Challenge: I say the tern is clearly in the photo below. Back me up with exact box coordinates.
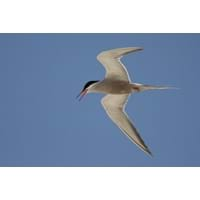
[77,47,170,156]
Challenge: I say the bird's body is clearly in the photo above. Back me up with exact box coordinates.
[88,79,133,94]
[77,47,170,156]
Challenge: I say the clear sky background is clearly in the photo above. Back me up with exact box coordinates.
[0,34,199,166]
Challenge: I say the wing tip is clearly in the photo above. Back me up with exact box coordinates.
[134,47,144,51]
[126,47,144,52]
[143,147,153,157]
[97,47,144,60]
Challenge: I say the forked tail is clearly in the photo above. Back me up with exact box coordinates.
[132,83,177,92]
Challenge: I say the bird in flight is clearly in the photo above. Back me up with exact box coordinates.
[77,47,170,156]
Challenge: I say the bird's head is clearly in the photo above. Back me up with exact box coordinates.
[76,80,99,101]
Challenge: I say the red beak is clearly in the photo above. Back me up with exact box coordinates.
[76,89,88,101]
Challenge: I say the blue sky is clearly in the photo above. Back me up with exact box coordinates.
[0,34,199,166]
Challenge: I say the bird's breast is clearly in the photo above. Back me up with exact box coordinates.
[94,80,132,94]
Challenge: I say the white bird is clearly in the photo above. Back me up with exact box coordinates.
[77,47,170,156]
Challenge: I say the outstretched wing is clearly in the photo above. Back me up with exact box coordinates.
[97,47,143,82]
[101,94,152,156]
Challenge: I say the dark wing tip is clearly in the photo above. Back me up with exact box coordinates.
[145,148,153,157]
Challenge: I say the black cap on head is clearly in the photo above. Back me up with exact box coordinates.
[76,80,99,101]
[83,80,99,90]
